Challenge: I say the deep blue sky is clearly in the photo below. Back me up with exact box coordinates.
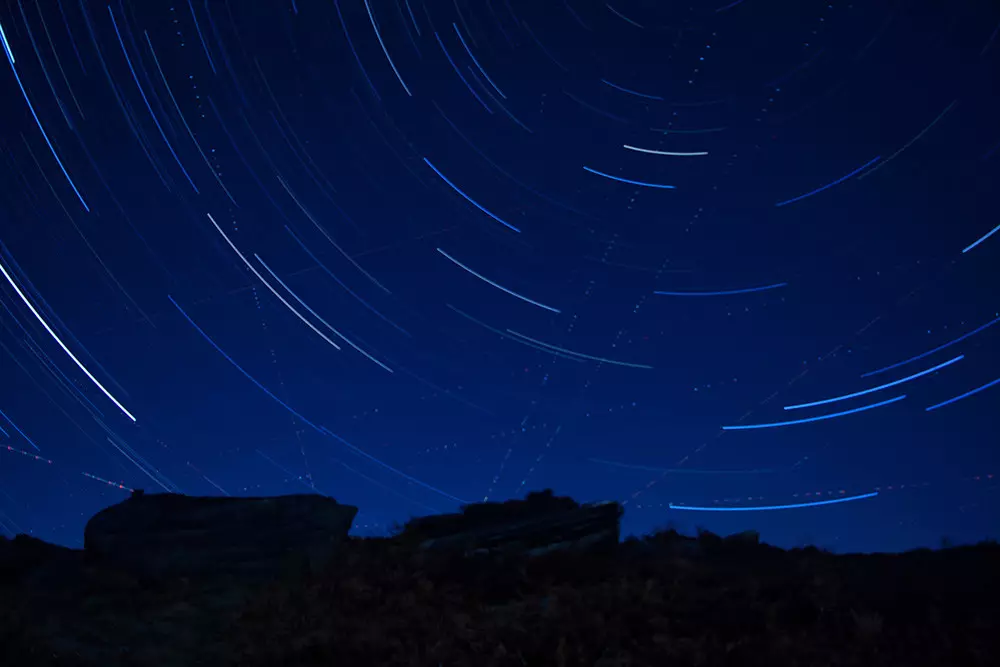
[0,0,998,554]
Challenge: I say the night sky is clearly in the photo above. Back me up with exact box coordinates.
[1,0,998,555]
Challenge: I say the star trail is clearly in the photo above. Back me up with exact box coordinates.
[0,0,998,553]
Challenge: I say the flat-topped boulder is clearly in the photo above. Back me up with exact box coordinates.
[84,490,358,580]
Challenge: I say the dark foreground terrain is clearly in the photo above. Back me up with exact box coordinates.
[2,491,999,666]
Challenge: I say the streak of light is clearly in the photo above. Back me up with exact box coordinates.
[15,0,75,128]
[0,508,24,536]
[655,283,786,296]
[564,90,629,124]
[17,133,157,327]
[590,458,776,474]
[521,21,569,72]
[722,395,906,430]
[514,425,563,495]
[0,408,39,451]
[983,20,1000,56]
[145,32,237,205]
[320,426,470,504]
[284,226,410,336]
[601,79,662,100]
[168,295,325,433]
[767,48,827,88]
[203,1,252,107]
[483,446,512,501]
[715,0,747,12]
[506,330,654,369]
[653,126,728,134]
[861,314,1000,378]
[333,0,381,102]
[774,155,881,207]
[423,158,522,233]
[447,304,585,362]
[255,254,394,373]
[393,362,498,415]
[606,4,644,28]
[434,103,581,217]
[2,444,52,464]
[92,420,178,492]
[275,175,392,294]
[185,0,216,73]
[784,355,963,411]
[205,213,343,352]
[857,101,958,180]
[278,175,392,294]
[669,491,879,512]
[583,166,676,189]
[336,457,440,513]
[186,461,230,496]
[1,18,89,211]
[0,18,15,63]
[0,258,136,421]
[404,0,421,36]
[108,6,200,193]
[0,335,123,459]
[395,0,421,56]
[105,437,172,492]
[983,138,1000,162]
[962,222,1000,254]
[97,422,181,492]
[0,242,135,397]
[473,68,533,132]
[564,1,591,30]
[436,248,561,313]
[81,471,133,493]
[925,377,1000,412]
[22,316,106,418]
[434,31,492,113]
[363,0,412,95]
[453,23,505,98]
[623,144,708,157]
[256,449,317,493]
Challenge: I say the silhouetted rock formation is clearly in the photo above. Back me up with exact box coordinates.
[0,533,81,588]
[399,489,622,558]
[84,491,358,579]
[2,490,999,667]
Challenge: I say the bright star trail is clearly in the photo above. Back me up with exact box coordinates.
[669,491,880,512]
[963,222,1000,254]
[436,247,561,313]
[723,395,908,431]
[583,166,677,189]
[623,145,709,157]
[654,283,787,297]
[0,0,997,553]
[784,355,964,411]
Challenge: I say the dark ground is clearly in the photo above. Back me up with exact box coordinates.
[3,522,999,666]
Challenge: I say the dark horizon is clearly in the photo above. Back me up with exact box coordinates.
[1,0,998,556]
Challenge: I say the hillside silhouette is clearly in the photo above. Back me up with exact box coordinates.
[2,489,998,666]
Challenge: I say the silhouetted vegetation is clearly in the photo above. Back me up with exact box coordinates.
[2,492,999,666]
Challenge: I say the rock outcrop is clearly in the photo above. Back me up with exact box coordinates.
[4,489,1000,667]
[0,533,82,588]
[84,490,358,580]
[398,489,622,558]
